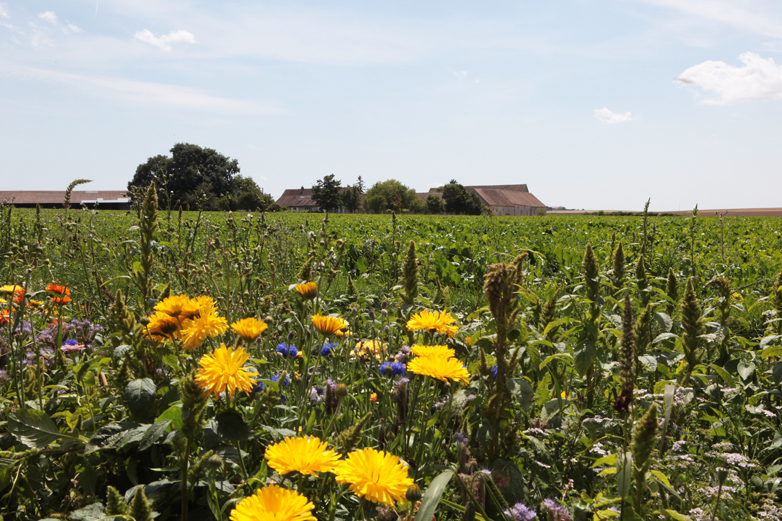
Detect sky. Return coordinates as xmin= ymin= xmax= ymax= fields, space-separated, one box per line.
xmin=2 ymin=0 xmax=782 ymax=211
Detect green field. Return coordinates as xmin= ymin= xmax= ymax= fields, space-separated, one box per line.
xmin=1 ymin=201 xmax=781 ymax=520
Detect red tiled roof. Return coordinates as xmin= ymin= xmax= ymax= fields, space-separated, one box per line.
xmin=465 ymin=184 xmax=529 ymax=193
xmin=0 ymin=190 xmax=129 ymax=205
xmin=275 ymin=188 xmax=318 ymax=208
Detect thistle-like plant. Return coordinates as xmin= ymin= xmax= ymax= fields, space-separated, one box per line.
xmin=63 ymin=178 xmax=92 ymax=211
xmin=633 ymin=303 xmax=652 ymax=366
xmin=136 ymin=183 xmax=158 ymax=313
xmin=178 ymin=372 xmax=208 ymax=521
xmin=612 ymin=241 xmax=625 ymax=291
xmin=614 ymin=293 xmax=635 ymax=414
xmin=631 ymin=403 xmax=658 ymax=513
xmin=774 ymin=269 xmax=782 ymax=335
xmin=635 ymin=255 xmax=649 ymax=306
xmin=666 ymin=268 xmax=679 ymax=317
xmin=708 ymin=275 xmax=732 ymax=364
xmin=679 ymin=277 xmax=705 ymax=385
xmin=583 ymin=243 xmax=600 ymax=320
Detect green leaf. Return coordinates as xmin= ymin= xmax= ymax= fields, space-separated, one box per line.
xmin=653 ymin=332 xmax=678 ymax=344
xmin=574 ymin=341 xmax=597 ymax=377
xmin=616 ymin=452 xmax=632 ymax=500
xmin=773 ymin=362 xmax=782 ymax=385
xmin=139 ymin=420 xmax=171 ymax=451
xmin=761 ymin=345 xmax=782 ymax=359
xmin=506 ymin=378 xmax=534 ymax=412
xmin=84 ymin=422 xmax=139 ymax=455
xmin=708 ymin=364 xmax=735 ymax=387
xmin=414 ymin=470 xmax=454 ymax=521
xmin=638 ymin=355 xmax=657 ymax=373
xmin=215 ymin=410 xmax=252 ymax=442
xmin=656 ymin=509 xmax=693 ymax=521
xmin=651 ymin=470 xmax=672 ymax=488
xmin=157 ymin=405 xmax=183 ymax=431
xmin=125 ymin=378 xmax=156 ymax=422
xmin=539 ymin=353 xmax=573 ymax=371
xmin=737 ymin=362 xmax=755 ymax=381
xmin=7 ymin=409 xmax=76 ymax=449
xmin=591 ymin=454 xmax=617 ymax=468
xmin=0 ymin=463 xmax=16 ymax=493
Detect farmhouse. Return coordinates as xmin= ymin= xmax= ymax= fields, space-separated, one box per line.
xmin=0 ymin=190 xmax=130 ymax=209
xmin=275 ymin=187 xmax=319 ymax=212
xmin=467 ymin=184 xmax=546 ymax=216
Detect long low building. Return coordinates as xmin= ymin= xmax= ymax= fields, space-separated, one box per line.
xmin=0 ymin=191 xmax=130 ymax=209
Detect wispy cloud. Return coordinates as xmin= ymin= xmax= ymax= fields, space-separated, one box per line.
xmin=0 ymin=4 xmax=8 ymax=18
xmin=38 ymin=11 xmax=57 ymax=24
xmin=4 ymin=65 xmax=281 ymax=115
xmin=677 ymin=52 xmax=782 ymax=104
xmin=594 ymin=107 xmax=635 ymax=124
xmin=634 ymin=0 xmax=782 ymax=38
xmin=133 ymin=29 xmax=196 ymax=51
xmin=66 ymin=23 xmax=82 ymax=33
xmin=449 ymin=68 xmax=468 ymax=80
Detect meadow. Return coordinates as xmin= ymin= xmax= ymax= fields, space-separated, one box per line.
xmin=1 ymin=189 xmax=782 ymax=521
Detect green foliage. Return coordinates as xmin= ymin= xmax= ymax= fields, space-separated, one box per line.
xmin=363 ymin=179 xmax=422 ymax=213
xmin=312 ymin=174 xmax=343 ymax=212
xmin=441 ymin=180 xmax=482 ymax=215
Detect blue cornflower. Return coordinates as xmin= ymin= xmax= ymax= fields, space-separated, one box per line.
xmin=320 ymin=343 xmax=338 ymax=357
xmin=491 ymin=365 xmax=498 ymax=381
xmin=62 ymin=339 xmax=79 ymax=347
xmin=275 ymin=343 xmax=298 ymax=358
xmin=271 ymin=374 xmax=290 ymax=387
xmin=390 ymin=362 xmax=406 ymax=376
xmin=379 ymin=362 xmax=393 ymax=376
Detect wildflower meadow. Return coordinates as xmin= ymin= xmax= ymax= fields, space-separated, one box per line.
xmin=1 ymin=188 xmax=782 ymax=521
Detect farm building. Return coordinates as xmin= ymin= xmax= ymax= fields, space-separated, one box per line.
xmin=275 ymin=187 xmax=319 ymax=212
xmin=0 ymin=190 xmax=130 ymax=209
xmin=467 ymin=184 xmax=546 ymax=216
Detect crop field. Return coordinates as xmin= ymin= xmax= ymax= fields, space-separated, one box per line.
xmin=1 ymin=192 xmax=782 ymax=521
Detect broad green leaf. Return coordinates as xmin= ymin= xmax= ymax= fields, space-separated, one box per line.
xmin=737 ymin=362 xmax=755 ymax=381
xmin=762 ymin=345 xmax=782 ymax=359
xmin=8 ymin=409 xmax=77 ymax=449
xmin=657 ymin=510 xmax=693 ymax=521
xmin=574 ymin=341 xmax=597 ymax=377
xmin=414 ymin=470 xmax=454 ymax=521
xmin=216 ymin=410 xmax=252 ymax=442
xmin=507 ymin=378 xmax=534 ymax=412
xmin=591 ymin=454 xmax=617 ymax=468
xmin=653 ymin=332 xmax=678 ymax=344
xmin=139 ymin=420 xmax=171 ymax=451
xmin=539 ymin=353 xmax=573 ymax=371
xmin=125 ymin=378 xmax=156 ymax=422
xmin=708 ymin=364 xmax=735 ymax=387
xmin=651 ymin=470 xmax=672 ymax=488
xmin=638 ymin=355 xmax=657 ymax=373
xmin=616 ymin=452 xmax=632 ymax=500
xmin=157 ymin=405 xmax=183 ymax=431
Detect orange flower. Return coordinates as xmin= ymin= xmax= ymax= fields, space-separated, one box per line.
xmin=12 ymin=288 xmax=25 ymax=305
xmin=0 ymin=309 xmax=9 ymax=325
xmin=370 ymin=393 xmax=378 ymax=403
xmin=47 ymin=284 xmax=71 ymax=304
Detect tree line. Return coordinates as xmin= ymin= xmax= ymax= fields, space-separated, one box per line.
xmin=129 ymin=143 xmax=486 ymax=214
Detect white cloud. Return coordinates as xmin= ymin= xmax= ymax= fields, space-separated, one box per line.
xmin=38 ymin=11 xmax=57 ymax=24
xmin=0 ymin=4 xmax=8 ymax=18
xmin=4 ymin=65 xmax=280 ymax=115
xmin=449 ymin=68 xmax=468 ymax=80
xmin=67 ymin=23 xmax=83 ymax=33
xmin=594 ymin=108 xmax=635 ymax=124
xmin=134 ymin=29 xmax=195 ymax=51
xmin=677 ymin=52 xmax=782 ymax=104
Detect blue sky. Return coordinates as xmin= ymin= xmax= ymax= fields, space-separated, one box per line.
xmin=2 ymin=0 xmax=782 ymax=211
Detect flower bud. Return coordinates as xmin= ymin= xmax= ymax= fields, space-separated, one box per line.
xmin=405 ymin=483 xmax=422 ymax=503
xmin=335 ymin=383 xmax=348 ymax=399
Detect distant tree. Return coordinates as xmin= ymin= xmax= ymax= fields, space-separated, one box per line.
xmin=226 ymin=175 xmax=281 ymax=212
xmin=311 ymin=174 xmax=343 ymax=212
xmin=426 ymin=194 xmax=444 ymax=214
xmin=441 ymin=180 xmax=482 ymax=215
xmin=129 ymin=143 xmax=240 ymax=210
xmin=363 ymin=180 xmax=421 ymax=213
xmin=341 ymin=185 xmax=362 ymax=213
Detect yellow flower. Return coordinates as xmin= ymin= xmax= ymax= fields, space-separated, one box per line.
xmin=195 ymin=344 xmax=256 ymax=400
xmin=408 ymin=355 xmax=470 ymax=385
xmin=410 ymin=344 xmax=455 ymax=359
xmin=295 ymin=281 xmax=318 ymax=300
xmin=561 ymin=390 xmax=570 ymax=400
xmin=265 ymin=436 xmax=340 ymax=476
xmin=311 ymin=314 xmax=349 ymax=338
xmin=0 ymin=285 xmax=23 ymax=294
xmin=351 ymin=340 xmax=387 ymax=362
xmin=146 ymin=311 xmax=182 ymax=341
xmin=406 ymin=309 xmax=458 ymax=337
xmin=231 ymin=317 xmax=268 ymax=342
xmin=732 ymin=292 xmax=744 ymax=303
xmin=29 ymin=299 xmax=44 ymax=307
xmin=181 ymin=306 xmax=229 ymax=351
xmin=370 ymin=393 xmax=378 ymax=403
xmin=334 ymin=448 xmax=413 ymax=506
xmin=154 ymin=295 xmax=197 ymax=319
xmin=230 ymin=484 xmax=315 ymax=521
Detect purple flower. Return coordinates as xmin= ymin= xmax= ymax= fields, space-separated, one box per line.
xmin=275 ymin=343 xmax=298 ymax=358
xmin=505 ymin=503 xmax=537 ymax=521
xmin=309 ymin=386 xmax=325 ymax=403
xmin=491 ymin=365 xmax=498 ymax=381
xmin=271 ymin=374 xmax=290 ymax=387
xmin=541 ymin=498 xmax=571 ymax=521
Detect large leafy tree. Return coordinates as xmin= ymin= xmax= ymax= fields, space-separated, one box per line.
xmin=363 ymin=179 xmax=422 ymax=214
xmin=227 ymin=175 xmax=281 ymax=212
xmin=441 ymin=180 xmax=482 ymax=215
xmin=311 ymin=174 xmax=343 ymax=212
xmin=129 ymin=143 xmax=240 ymax=210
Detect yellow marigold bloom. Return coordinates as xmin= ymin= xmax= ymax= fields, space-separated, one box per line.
xmin=154 ymin=295 xmax=196 ymax=318
xmin=231 ymin=317 xmax=268 ymax=342
xmin=146 ymin=311 xmax=182 ymax=341
xmin=351 ymin=339 xmax=387 ymax=361
xmin=29 ymin=299 xmax=44 ymax=307
xmin=195 ymin=344 xmax=255 ymax=400
xmin=410 ymin=344 xmax=455 ymax=359
xmin=334 ymin=448 xmax=414 ymax=506
xmin=408 ymin=355 xmax=470 ymax=385
xmin=0 ymin=297 xmax=6 ymax=304
xmin=0 ymin=285 xmax=23 ymax=294
xmin=265 ymin=436 xmax=340 ymax=476
xmin=181 ymin=306 xmax=229 ymax=351
xmin=732 ymin=292 xmax=744 ymax=303
xmin=370 ymin=393 xmax=378 ymax=403
xmin=311 ymin=314 xmax=349 ymax=338
xmin=406 ymin=309 xmax=458 ymax=337
xmin=230 ymin=484 xmax=315 ymax=521
xmin=295 ymin=281 xmax=318 ymax=300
